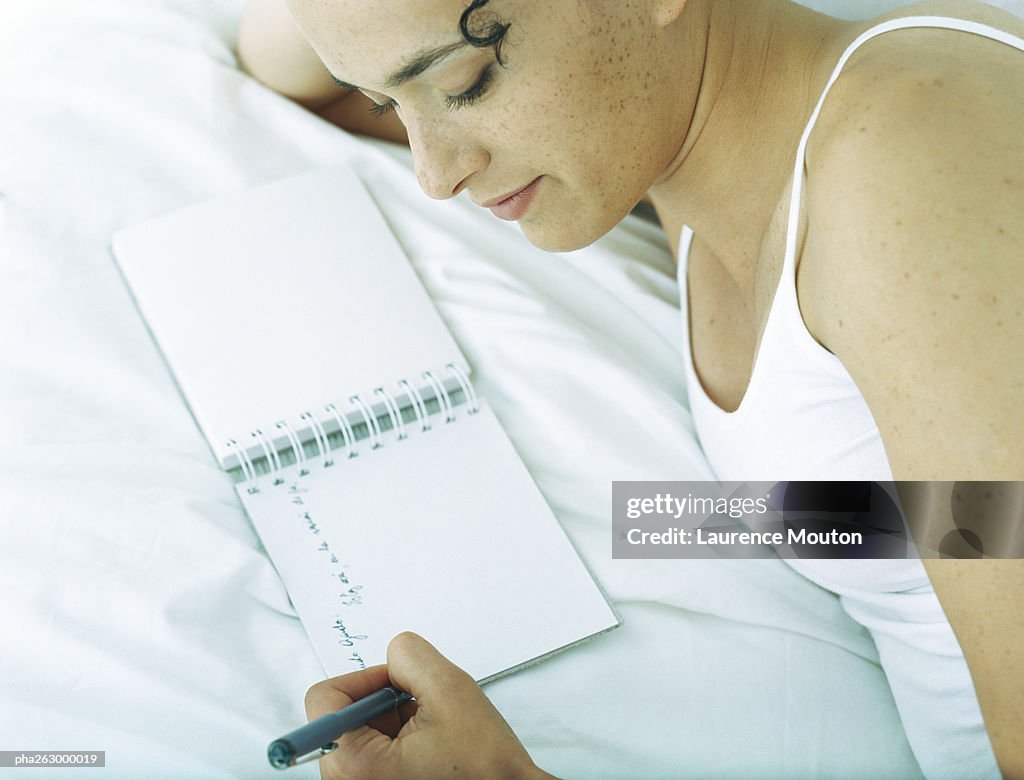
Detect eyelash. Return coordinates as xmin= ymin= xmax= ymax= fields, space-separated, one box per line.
xmin=444 ymin=64 xmax=494 ymax=111
xmin=370 ymin=99 xmax=397 ymax=119
xmin=367 ymin=64 xmax=495 ymax=119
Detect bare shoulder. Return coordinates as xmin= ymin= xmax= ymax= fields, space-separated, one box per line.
xmin=794 ymin=2 xmax=1024 ymax=478
xmin=800 ymin=0 xmax=1024 ymax=348
xmin=807 ymin=0 xmax=1024 ymax=175
xmin=807 ymin=0 xmax=1024 ymax=180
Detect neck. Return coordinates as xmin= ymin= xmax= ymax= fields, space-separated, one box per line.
xmin=649 ymin=0 xmax=852 ymax=285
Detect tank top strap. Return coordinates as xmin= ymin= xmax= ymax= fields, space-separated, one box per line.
xmin=779 ymin=16 xmax=1024 ymax=303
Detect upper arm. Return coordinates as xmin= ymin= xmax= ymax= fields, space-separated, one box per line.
xmin=236 ymin=0 xmax=342 ymax=108
xmin=802 ymin=52 xmax=1024 ymax=776
xmin=802 ymin=50 xmax=1024 ymax=481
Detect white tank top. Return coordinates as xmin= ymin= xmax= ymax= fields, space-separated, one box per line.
xmin=677 ymin=16 xmax=1024 ymax=779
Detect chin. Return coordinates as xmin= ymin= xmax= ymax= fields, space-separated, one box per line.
xmin=519 ymin=213 xmax=621 ymax=254
xmin=522 ymin=231 xmax=593 ymax=253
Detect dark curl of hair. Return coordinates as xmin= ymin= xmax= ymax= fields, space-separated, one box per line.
xmin=459 ymin=0 xmax=510 ymax=64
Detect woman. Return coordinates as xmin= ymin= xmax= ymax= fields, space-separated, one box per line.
xmin=238 ymin=0 xmax=1024 ymax=777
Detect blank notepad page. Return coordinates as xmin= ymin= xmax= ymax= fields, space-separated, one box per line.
xmin=112 ymin=168 xmax=464 ymax=467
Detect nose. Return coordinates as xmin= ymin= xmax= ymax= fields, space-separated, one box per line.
xmin=405 ymin=115 xmax=488 ymax=200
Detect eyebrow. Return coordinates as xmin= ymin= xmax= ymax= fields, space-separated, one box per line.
xmin=329 ymin=40 xmax=469 ymax=93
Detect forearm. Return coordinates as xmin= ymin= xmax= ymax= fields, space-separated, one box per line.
xmin=237 ymin=0 xmax=337 ymax=107
xmin=923 ymin=558 xmax=1024 ymax=778
xmin=236 ymin=0 xmax=408 ymax=144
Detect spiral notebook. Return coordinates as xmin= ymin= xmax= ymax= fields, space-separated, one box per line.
xmin=111 ymin=166 xmax=619 ymax=683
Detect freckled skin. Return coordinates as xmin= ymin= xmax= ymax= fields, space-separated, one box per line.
xmin=286 ymin=0 xmax=700 ymax=252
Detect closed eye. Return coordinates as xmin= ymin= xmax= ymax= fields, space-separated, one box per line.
xmin=365 ymin=63 xmax=496 ymax=119
xmin=369 ymin=98 xmax=397 ymax=119
xmin=444 ymin=64 xmax=495 ymax=110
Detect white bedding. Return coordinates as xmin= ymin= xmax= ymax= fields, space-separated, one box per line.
xmin=1 ymin=1 xmax=1018 ymax=777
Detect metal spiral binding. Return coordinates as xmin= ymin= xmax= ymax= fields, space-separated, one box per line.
xmin=349 ymin=395 xmax=383 ymax=449
xmin=446 ymin=363 xmax=479 ymax=414
xmin=300 ymin=412 xmax=333 ymax=468
xmin=276 ymin=420 xmax=307 ymax=474
xmin=228 ymin=438 xmax=258 ymax=493
xmin=399 ymin=379 xmax=431 ymax=432
xmin=375 ymin=387 xmax=407 ymax=441
xmin=423 ymin=370 xmax=455 ymax=423
xmin=251 ymin=429 xmax=282 ymax=484
xmin=324 ymin=403 xmax=357 ymax=460
xmin=230 ymin=366 xmax=477 ymax=484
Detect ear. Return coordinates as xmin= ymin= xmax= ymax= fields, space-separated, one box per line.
xmin=649 ymin=0 xmax=688 ymax=28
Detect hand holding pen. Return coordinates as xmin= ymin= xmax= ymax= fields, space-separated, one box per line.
xmin=274 ymin=632 xmax=555 ymax=780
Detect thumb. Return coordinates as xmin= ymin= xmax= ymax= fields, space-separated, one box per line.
xmin=382 ymin=632 xmax=543 ymax=779
xmin=385 ymin=632 xmax=479 ymax=704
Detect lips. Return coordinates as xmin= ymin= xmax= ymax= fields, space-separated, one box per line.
xmin=479 ymin=177 xmax=542 ymax=221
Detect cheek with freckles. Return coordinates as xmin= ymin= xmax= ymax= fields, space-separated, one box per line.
xmin=489 ymin=11 xmax=668 ymax=247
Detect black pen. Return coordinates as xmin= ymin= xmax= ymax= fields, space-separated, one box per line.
xmin=267 ymin=686 xmax=414 ymax=769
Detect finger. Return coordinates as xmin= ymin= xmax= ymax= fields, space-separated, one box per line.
xmin=304 ymin=664 xmax=392 ymax=720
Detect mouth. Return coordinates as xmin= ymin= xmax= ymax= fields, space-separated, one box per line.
xmin=477 ymin=177 xmax=542 ymax=221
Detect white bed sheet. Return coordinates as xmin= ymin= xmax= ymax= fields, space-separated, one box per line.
xmin=1 ymin=1 xmax=1016 ymax=777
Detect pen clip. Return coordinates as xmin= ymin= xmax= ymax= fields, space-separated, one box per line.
xmin=291 ymin=742 xmax=338 ymax=767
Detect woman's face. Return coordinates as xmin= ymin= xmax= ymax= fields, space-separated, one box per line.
xmin=288 ymin=0 xmax=689 ymax=252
